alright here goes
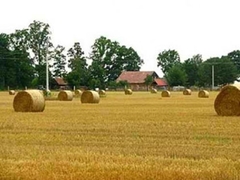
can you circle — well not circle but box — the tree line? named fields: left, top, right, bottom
left=0, top=20, right=239, bottom=90
left=0, top=20, right=143, bottom=90
left=157, top=50, right=240, bottom=88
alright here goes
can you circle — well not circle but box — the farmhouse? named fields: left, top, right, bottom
left=116, top=71, right=168, bottom=91
left=51, top=77, right=68, bottom=90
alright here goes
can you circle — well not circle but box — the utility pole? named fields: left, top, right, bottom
left=46, top=44, right=49, bottom=92
left=212, top=65, right=214, bottom=90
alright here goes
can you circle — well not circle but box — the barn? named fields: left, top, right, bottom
left=116, top=71, right=168, bottom=91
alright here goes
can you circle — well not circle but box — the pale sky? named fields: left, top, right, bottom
left=1, top=0, right=240, bottom=77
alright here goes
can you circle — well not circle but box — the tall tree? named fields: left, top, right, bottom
left=157, top=49, right=180, bottom=74
left=9, top=29, right=35, bottom=89
left=27, top=20, right=53, bottom=86
left=66, top=42, right=88, bottom=88
left=182, top=54, right=203, bottom=86
left=89, top=36, right=143, bottom=89
left=51, top=45, right=67, bottom=78
left=0, top=33, right=11, bottom=89
left=198, top=56, right=238, bottom=87
left=89, top=36, right=116, bottom=89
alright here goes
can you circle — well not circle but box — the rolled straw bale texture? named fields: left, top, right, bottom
left=198, top=90, right=209, bottom=98
left=13, top=90, right=45, bottom=112
left=99, top=90, right=106, bottom=97
left=124, top=89, right=132, bottom=95
left=58, top=90, right=73, bottom=101
left=81, top=90, right=100, bottom=103
left=74, top=89, right=82, bottom=98
left=161, top=90, right=171, bottom=97
left=150, top=88, right=157, bottom=94
left=214, top=84, right=240, bottom=116
left=183, top=89, right=191, bottom=95
left=9, top=90, right=15, bottom=95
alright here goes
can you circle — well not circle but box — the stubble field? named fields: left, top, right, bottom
left=0, top=91, right=240, bottom=180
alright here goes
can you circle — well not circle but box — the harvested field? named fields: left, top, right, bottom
left=0, top=91, right=240, bottom=179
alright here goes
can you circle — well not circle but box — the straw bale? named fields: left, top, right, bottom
left=150, top=88, right=157, bottom=94
left=124, top=89, right=132, bottom=95
left=99, top=90, right=106, bottom=97
left=13, top=90, right=45, bottom=112
left=9, top=90, right=15, bottom=95
left=183, top=89, right=191, bottom=95
left=58, top=90, right=73, bottom=101
left=214, top=84, right=240, bottom=116
left=81, top=90, right=100, bottom=103
left=161, top=90, right=171, bottom=97
left=198, top=90, right=209, bottom=98
left=74, top=89, right=82, bottom=98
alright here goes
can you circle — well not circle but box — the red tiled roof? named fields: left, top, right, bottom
left=116, top=71, right=157, bottom=83
left=55, top=77, right=67, bottom=85
left=154, top=78, right=168, bottom=86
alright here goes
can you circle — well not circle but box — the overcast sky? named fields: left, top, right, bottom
left=1, top=0, right=240, bottom=76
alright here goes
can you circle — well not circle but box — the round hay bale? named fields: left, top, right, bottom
left=214, top=85, right=240, bottom=116
left=58, top=90, right=73, bottom=101
left=150, top=88, right=157, bottom=94
left=124, top=89, right=132, bottom=95
left=183, top=89, right=191, bottom=95
left=161, top=90, right=171, bottom=97
left=99, top=90, right=106, bottom=97
left=74, top=89, right=82, bottom=98
left=13, top=90, right=45, bottom=112
left=198, top=90, right=209, bottom=98
left=81, top=90, right=100, bottom=103
left=9, top=90, right=15, bottom=95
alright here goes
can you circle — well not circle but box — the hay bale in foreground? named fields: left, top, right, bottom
left=124, top=89, right=132, bottom=95
left=150, top=88, right=157, bottom=94
left=161, top=90, right=171, bottom=97
left=198, top=90, right=209, bottom=98
left=74, top=89, right=82, bottom=98
left=214, top=85, right=240, bottom=116
left=9, top=90, right=15, bottom=95
left=183, top=89, right=191, bottom=95
left=81, top=90, right=100, bottom=103
left=99, top=90, right=106, bottom=97
left=58, top=90, right=73, bottom=101
left=13, top=90, right=45, bottom=112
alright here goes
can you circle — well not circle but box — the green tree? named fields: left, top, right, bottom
left=165, top=64, right=187, bottom=87
left=0, top=32, right=34, bottom=90
left=182, top=54, right=203, bottom=86
left=227, top=50, right=240, bottom=77
left=89, top=36, right=143, bottom=89
left=66, top=42, right=88, bottom=88
left=52, top=45, right=67, bottom=78
left=0, top=33, right=11, bottom=89
left=88, top=36, right=117, bottom=89
left=27, top=20, right=53, bottom=86
left=198, top=56, right=238, bottom=87
left=157, top=49, right=180, bottom=74
left=9, top=29, right=35, bottom=89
